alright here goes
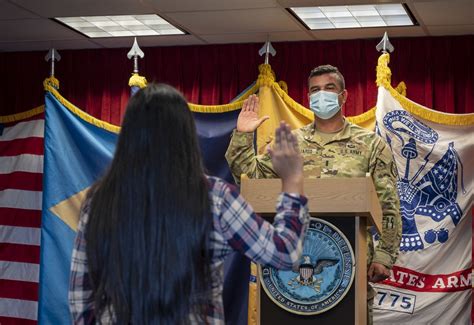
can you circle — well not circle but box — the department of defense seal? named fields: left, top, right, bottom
left=260, top=218, right=355, bottom=315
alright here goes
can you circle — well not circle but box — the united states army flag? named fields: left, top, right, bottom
left=373, top=85, right=474, bottom=324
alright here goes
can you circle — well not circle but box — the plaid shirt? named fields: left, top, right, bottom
left=69, top=176, right=309, bottom=324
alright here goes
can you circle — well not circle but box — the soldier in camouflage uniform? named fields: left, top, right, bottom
left=225, top=65, right=402, bottom=325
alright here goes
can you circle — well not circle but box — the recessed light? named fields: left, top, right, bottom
left=54, top=14, right=185, bottom=38
left=289, top=3, right=416, bottom=30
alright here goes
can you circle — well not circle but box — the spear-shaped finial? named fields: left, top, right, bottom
left=258, top=40, right=276, bottom=65
left=45, top=48, right=61, bottom=77
left=127, top=37, right=145, bottom=73
left=376, top=32, right=394, bottom=54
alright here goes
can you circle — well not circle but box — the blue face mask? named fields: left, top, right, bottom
left=309, top=90, right=343, bottom=120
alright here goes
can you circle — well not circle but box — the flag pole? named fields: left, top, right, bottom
left=45, top=48, right=61, bottom=77
left=127, top=38, right=147, bottom=92
left=44, top=48, right=61, bottom=89
left=376, top=31, right=394, bottom=54
left=375, top=32, right=395, bottom=89
left=127, top=37, right=144, bottom=74
left=258, top=39, right=276, bottom=65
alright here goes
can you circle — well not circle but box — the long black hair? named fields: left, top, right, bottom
left=85, top=84, right=212, bottom=324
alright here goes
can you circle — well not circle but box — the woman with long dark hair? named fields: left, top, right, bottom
left=69, top=84, right=308, bottom=324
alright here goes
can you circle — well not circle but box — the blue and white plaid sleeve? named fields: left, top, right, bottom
left=214, top=180, right=309, bottom=270
left=69, top=202, right=96, bottom=325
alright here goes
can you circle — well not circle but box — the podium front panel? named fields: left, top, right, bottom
left=259, top=217, right=357, bottom=324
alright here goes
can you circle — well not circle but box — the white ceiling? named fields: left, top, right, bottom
left=0, top=0, right=472, bottom=52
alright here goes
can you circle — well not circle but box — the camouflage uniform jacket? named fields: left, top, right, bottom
left=225, top=120, right=402, bottom=269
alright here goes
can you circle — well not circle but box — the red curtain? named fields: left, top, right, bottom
left=0, top=35, right=473, bottom=124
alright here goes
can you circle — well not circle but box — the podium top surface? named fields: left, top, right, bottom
left=240, top=175, right=382, bottom=233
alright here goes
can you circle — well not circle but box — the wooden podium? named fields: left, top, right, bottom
left=240, top=175, right=382, bottom=325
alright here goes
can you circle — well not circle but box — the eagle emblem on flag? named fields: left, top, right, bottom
left=382, top=110, right=465, bottom=251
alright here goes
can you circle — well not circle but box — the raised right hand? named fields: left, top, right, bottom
left=268, top=122, right=304, bottom=194
left=236, top=94, right=270, bottom=133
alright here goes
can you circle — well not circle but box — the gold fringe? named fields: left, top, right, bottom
left=376, top=53, right=392, bottom=89
left=347, top=81, right=406, bottom=124
left=189, top=64, right=292, bottom=113
left=278, top=80, right=288, bottom=94
left=128, top=73, right=147, bottom=89
left=395, top=81, right=407, bottom=97
left=189, top=100, right=244, bottom=113
left=388, top=87, right=474, bottom=126
left=376, top=53, right=474, bottom=126
left=188, top=83, right=259, bottom=113
left=347, top=107, right=375, bottom=125
left=44, top=79, right=120, bottom=134
left=44, top=76, right=60, bottom=90
left=0, top=105, right=45, bottom=123
left=256, top=64, right=275, bottom=87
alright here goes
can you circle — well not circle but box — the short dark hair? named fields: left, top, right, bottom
left=308, top=65, right=345, bottom=90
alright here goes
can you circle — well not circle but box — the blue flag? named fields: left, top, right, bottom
left=39, top=90, right=118, bottom=323
left=194, top=109, right=240, bottom=183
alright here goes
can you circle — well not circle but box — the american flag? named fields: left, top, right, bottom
left=0, top=109, right=44, bottom=324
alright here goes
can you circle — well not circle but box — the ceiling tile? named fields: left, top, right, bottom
left=92, top=34, right=205, bottom=48
left=413, top=0, right=473, bottom=26
left=426, top=24, right=474, bottom=36
left=10, top=0, right=152, bottom=17
left=277, top=0, right=393, bottom=7
left=187, top=32, right=269, bottom=44
left=0, top=19, right=85, bottom=41
left=0, top=39, right=102, bottom=52
left=0, top=0, right=39, bottom=20
left=311, top=26, right=426, bottom=40
left=200, top=30, right=313, bottom=44
left=167, top=8, right=302, bottom=34
left=151, top=0, right=278, bottom=12
left=268, top=30, right=313, bottom=41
